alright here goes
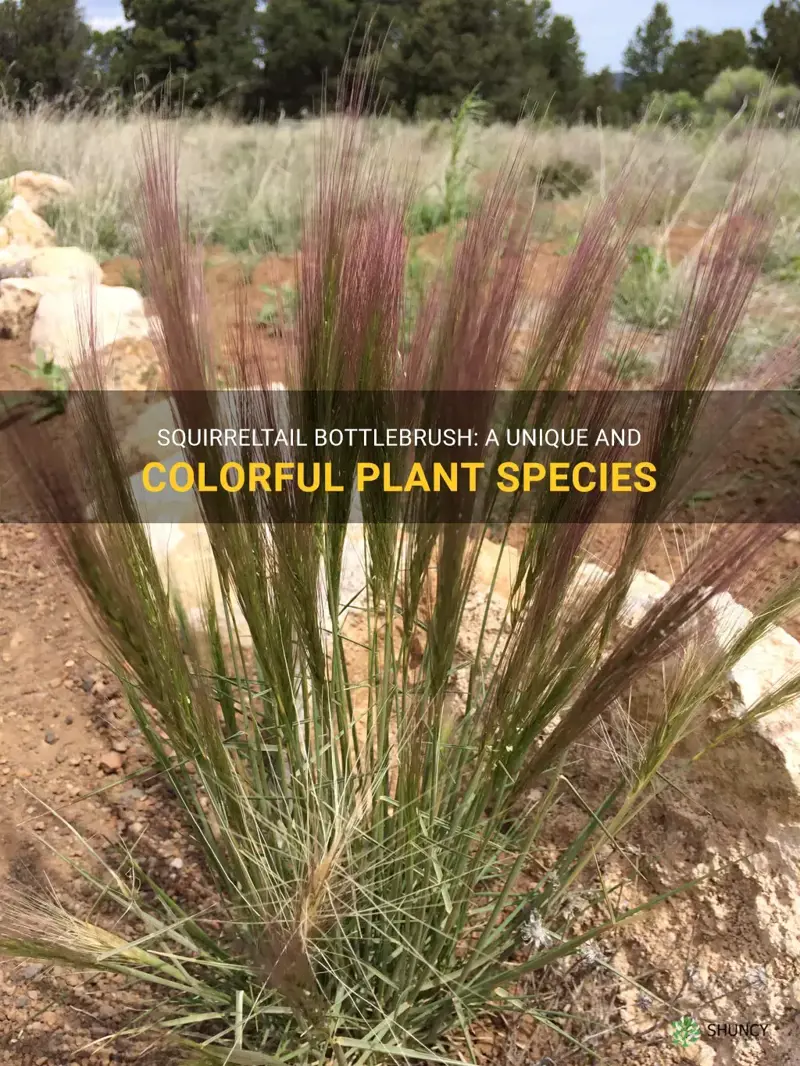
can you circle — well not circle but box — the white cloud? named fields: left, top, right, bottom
left=89, top=16, right=130, bottom=31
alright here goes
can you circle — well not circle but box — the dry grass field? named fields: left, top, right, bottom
left=0, top=102, right=797, bottom=252
left=1, top=101, right=797, bottom=379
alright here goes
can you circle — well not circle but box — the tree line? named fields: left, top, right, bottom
left=1, top=0, right=800, bottom=123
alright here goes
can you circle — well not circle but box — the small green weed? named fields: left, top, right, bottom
left=257, top=282, right=297, bottom=334
left=555, top=230, right=581, bottom=256
left=402, top=252, right=435, bottom=344
left=10, top=348, right=70, bottom=420
left=443, top=91, right=485, bottom=222
left=614, top=244, right=683, bottom=330
left=407, top=198, right=448, bottom=236
left=408, top=91, right=485, bottom=236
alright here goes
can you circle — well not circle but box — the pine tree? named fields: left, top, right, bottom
left=252, top=0, right=358, bottom=116
left=662, top=28, right=750, bottom=97
left=119, top=0, right=257, bottom=107
left=251, top=0, right=410, bottom=117
left=388, top=0, right=554, bottom=121
left=751, top=0, right=800, bottom=84
left=0, top=0, right=90, bottom=99
left=543, top=14, right=585, bottom=117
left=85, top=27, right=128, bottom=93
left=251, top=0, right=582, bottom=122
left=578, top=68, right=626, bottom=125
left=623, top=1, right=674, bottom=106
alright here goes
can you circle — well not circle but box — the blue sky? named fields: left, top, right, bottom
left=83, top=1, right=767, bottom=72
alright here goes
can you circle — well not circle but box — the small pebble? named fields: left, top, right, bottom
left=44, top=731, right=57, bottom=745
left=99, top=751, right=123, bottom=773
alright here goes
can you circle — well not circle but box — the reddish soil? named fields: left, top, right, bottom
left=0, top=239, right=798, bottom=1063
left=666, top=221, right=710, bottom=263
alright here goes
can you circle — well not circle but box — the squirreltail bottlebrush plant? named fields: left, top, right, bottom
left=3, top=107, right=800, bottom=1066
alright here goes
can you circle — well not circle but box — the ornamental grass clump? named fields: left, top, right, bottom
left=2, top=110, right=800, bottom=1065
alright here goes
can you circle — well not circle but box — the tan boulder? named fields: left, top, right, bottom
left=134, top=520, right=368, bottom=645
left=95, top=337, right=162, bottom=391
left=0, top=276, right=77, bottom=339
left=1, top=195, right=55, bottom=248
left=10, top=171, right=75, bottom=212
left=117, top=386, right=295, bottom=470
left=575, top=558, right=800, bottom=960
left=29, top=246, right=102, bottom=284
left=469, top=536, right=519, bottom=602
left=144, top=521, right=251, bottom=637
left=0, top=244, right=35, bottom=276
left=123, top=450, right=368, bottom=645
left=118, top=398, right=175, bottom=471
left=30, top=285, right=149, bottom=369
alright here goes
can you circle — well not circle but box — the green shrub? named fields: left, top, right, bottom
left=204, top=208, right=300, bottom=254
left=762, top=217, right=800, bottom=281
left=703, top=67, right=767, bottom=116
left=41, top=198, right=136, bottom=260
left=648, top=90, right=702, bottom=126
left=767, top=82, right=800, bottom=122
left=533, top=159, right=593, bottom=200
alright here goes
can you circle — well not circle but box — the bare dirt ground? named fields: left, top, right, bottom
left=0, top=240, right=798, bottom=1063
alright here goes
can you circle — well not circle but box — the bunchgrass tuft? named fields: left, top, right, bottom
left=3, top=109, right=799, bottom=1066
